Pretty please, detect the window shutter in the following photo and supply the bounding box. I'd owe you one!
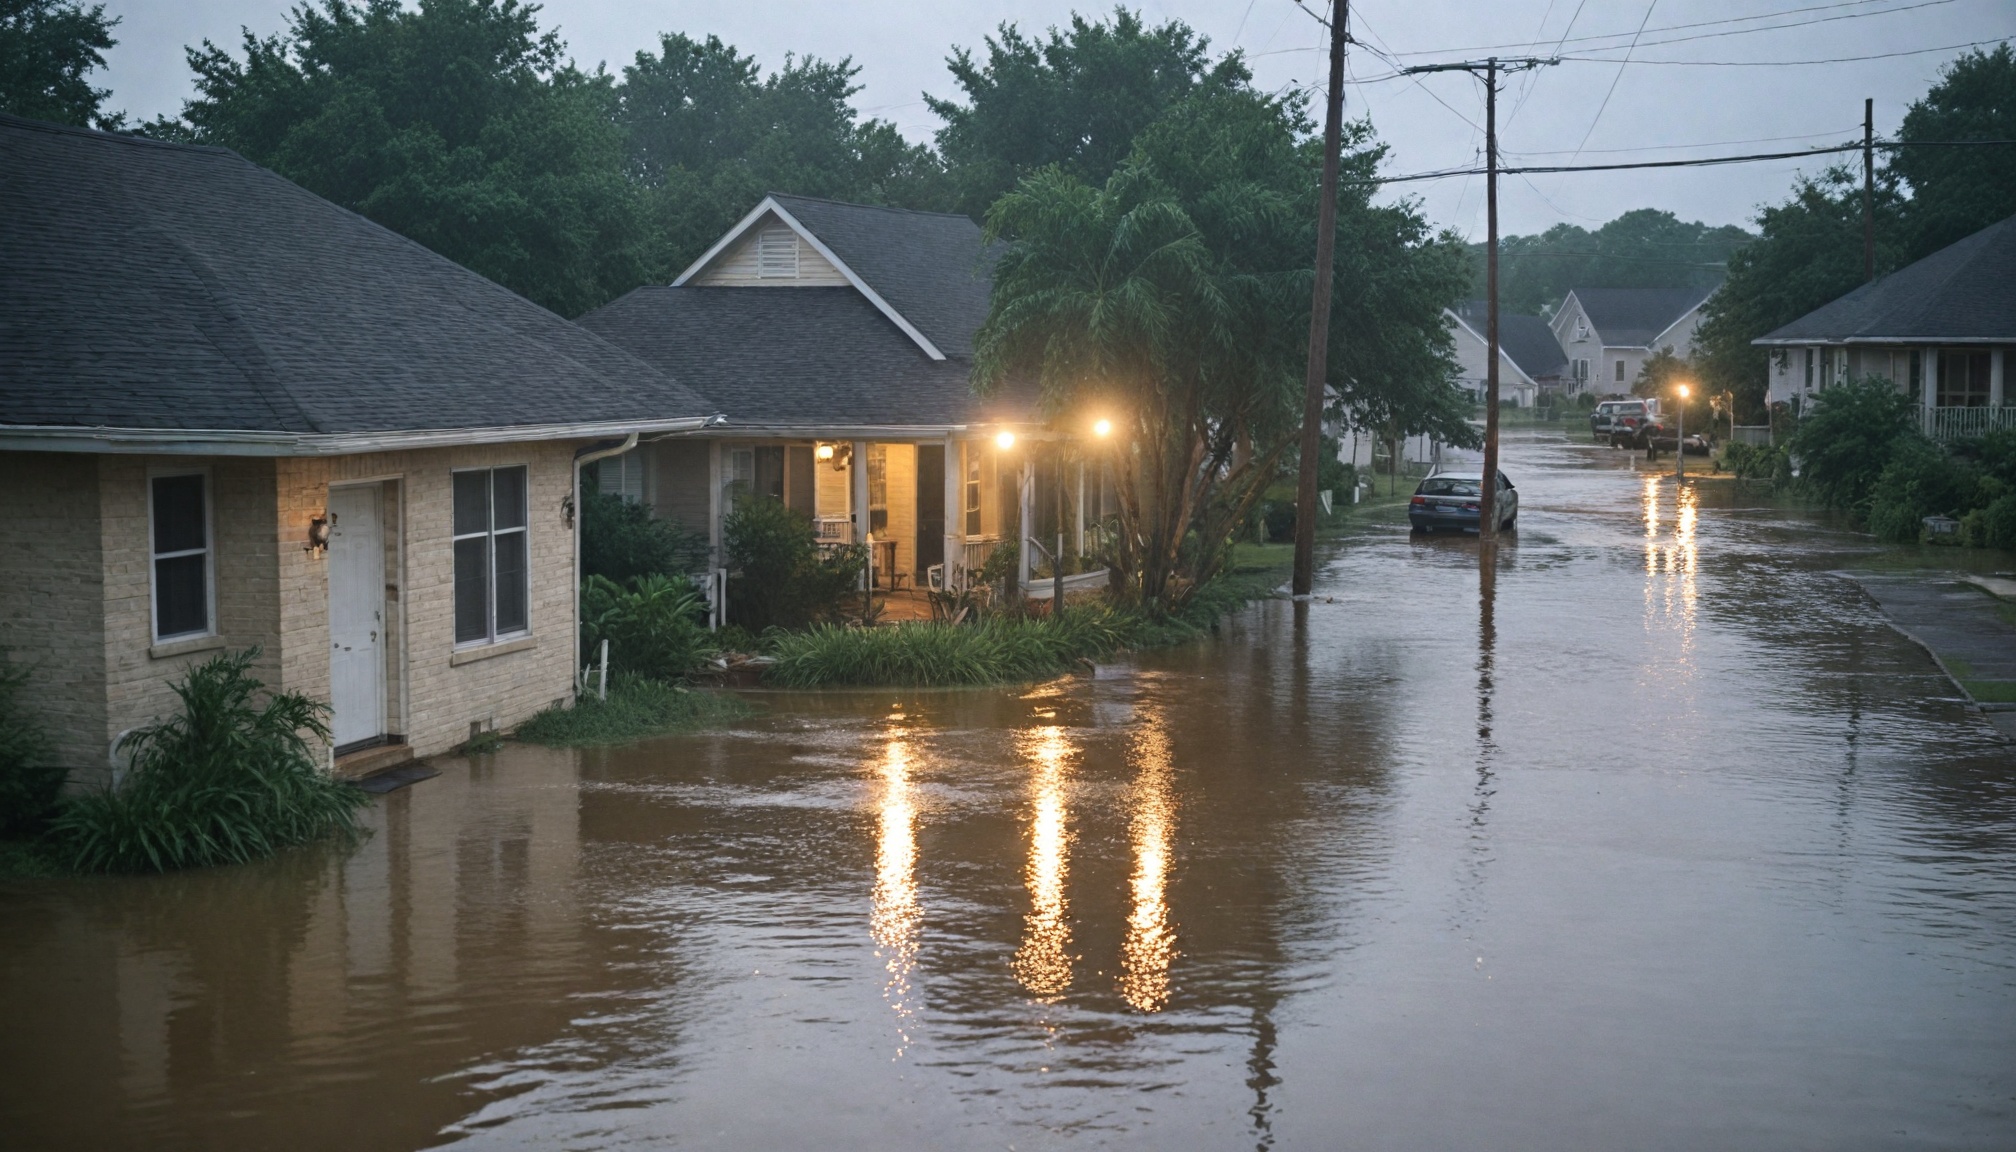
[756,225,800,279]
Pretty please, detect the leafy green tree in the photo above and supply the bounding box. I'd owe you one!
[1892,44,2016,259]
[927,7,1249,220]
[0,0,120,128]
[619,33,949,279]
[1473,208,1752,315]
[155,0,646,317]
[975,84,1465,608]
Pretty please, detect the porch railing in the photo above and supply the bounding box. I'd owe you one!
[1925,406,2016,441]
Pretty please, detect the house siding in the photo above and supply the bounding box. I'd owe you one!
[0,443,581,782]
[0,451,107,772]
[692,216,850,287]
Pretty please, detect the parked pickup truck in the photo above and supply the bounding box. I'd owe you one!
[1590,399,1657,441]
[1609,416,1710,455]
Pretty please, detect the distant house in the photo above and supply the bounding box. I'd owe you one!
[0,114,713,781]
[1551,287,1714,395]
[1755,214,2016,440]
[579,194,1080,594]
[1446,300,1571,407]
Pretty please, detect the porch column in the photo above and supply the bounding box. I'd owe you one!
[943,435,962,589]
[1992,349,2006,408]
[851,440,871,589]
[1075,459,1086,556]
[1017,455,1034,591]
[707,441,722,565]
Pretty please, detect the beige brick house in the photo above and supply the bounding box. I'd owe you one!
[0,114,714,780]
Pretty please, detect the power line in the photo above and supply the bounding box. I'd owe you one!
[1575,0,1659,156]
[1505,126,1861,157]
[1352,136,2016,186]
[1563,36,2010,66]
[1380,0,1938,59]
[1558,0,1957,55]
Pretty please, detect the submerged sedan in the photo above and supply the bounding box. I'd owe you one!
[1408,471,1519,534]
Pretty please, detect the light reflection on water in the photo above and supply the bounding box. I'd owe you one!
[1010,724,1075,1002]
[1119,707,1177,1013]
[869,724,922,1053]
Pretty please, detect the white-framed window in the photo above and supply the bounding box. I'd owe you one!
[1573,358,1589,382]
[452,466,529,646]
[1575,319,1590,340]
[964,447,982,537]
[595,450,644,504]
[756,225,800,279]
[149,470,214,642]
[1613,359,1626,383]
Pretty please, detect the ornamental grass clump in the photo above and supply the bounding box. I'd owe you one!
[52,650,368,874]
[764,610,1140,688]
[514,676,748,747]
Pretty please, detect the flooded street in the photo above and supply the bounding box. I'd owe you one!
[5,429,2014,1151]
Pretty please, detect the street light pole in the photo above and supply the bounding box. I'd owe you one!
[1676,383,1690,480]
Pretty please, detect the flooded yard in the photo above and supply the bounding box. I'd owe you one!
[4,430,2014,1150]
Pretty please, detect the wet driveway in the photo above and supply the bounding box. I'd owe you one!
[4,430,2014,1150]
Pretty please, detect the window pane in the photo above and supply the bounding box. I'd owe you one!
[492,466,527,530]
[155,553,207,637]
[494,530,528,635]
[454,536,491,643]
[152,475,206,554]
[453,471,490,536]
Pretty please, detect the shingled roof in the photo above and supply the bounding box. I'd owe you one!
[0,113,713,453]
[576,286,1037,433]
[1570,287,1714,347]
[765,194,996,359]
[1452,302,1570,381]
[1755,214,2016,345]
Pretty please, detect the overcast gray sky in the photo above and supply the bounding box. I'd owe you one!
[97,0,2011,238]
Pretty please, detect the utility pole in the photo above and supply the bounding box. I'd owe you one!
[1863,97,1876,282]
[1293,0,1347,601]
[1400,56,1555,543]
[1483,57,1500,540]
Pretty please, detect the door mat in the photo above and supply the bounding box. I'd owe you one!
[350,763,441,794]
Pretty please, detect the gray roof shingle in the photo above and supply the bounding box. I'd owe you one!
[576,286,1037,431]
[768,194,995,358]
[1755,214,2016,344]
[1453,301,1569,380]
[0,113,711,442]
[1571,287,1713,347]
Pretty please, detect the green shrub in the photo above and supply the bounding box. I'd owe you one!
[581,489,709,583]
[723,497,865,631]
[0,661,63,839]
[1716,440,1791,485]
[581,572,714,679]
[766,610,1140,688]
[1788,376,1922,516]
[51,650,368,873]
[1982,493,2016,550]
[514,677,747,747]
[1865,437,1975,542]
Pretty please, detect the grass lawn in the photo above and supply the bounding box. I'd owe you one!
[514,678,751,747]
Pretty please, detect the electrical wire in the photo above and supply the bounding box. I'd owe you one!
[1351,136,2016,186]
[1562,36,2011,66]
[1575,0,1658,157]
[1380,0,1939,58]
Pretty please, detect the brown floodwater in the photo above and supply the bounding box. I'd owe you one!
[5,430,2015,1151]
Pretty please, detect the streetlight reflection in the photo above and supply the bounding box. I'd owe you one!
[1011,725,1075,1001]
[870,731,922,1052]
[1119,709,1177,1013]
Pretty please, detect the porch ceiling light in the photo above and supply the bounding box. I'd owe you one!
[996,431,1016,450]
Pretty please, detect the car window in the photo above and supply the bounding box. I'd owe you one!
[1418,478,1482,497]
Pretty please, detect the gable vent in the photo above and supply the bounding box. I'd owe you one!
[755,225,800,279]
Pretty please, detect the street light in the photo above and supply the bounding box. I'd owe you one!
[1092,418,1112,438]
[1675,383,1691,480]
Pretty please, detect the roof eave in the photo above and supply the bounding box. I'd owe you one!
[0,416,721,456]
[651,419,1048,441]
[1752,335,2014,347]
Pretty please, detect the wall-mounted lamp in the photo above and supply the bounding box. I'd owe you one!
[561,493,575,529]
[815,442,835,461]
[995,431,1017,450]
[306,513,331,554]
[817,441,852,470]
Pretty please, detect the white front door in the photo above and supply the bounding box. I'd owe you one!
[328,485,385,750]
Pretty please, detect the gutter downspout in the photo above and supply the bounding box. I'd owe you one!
[573,433,639,698]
